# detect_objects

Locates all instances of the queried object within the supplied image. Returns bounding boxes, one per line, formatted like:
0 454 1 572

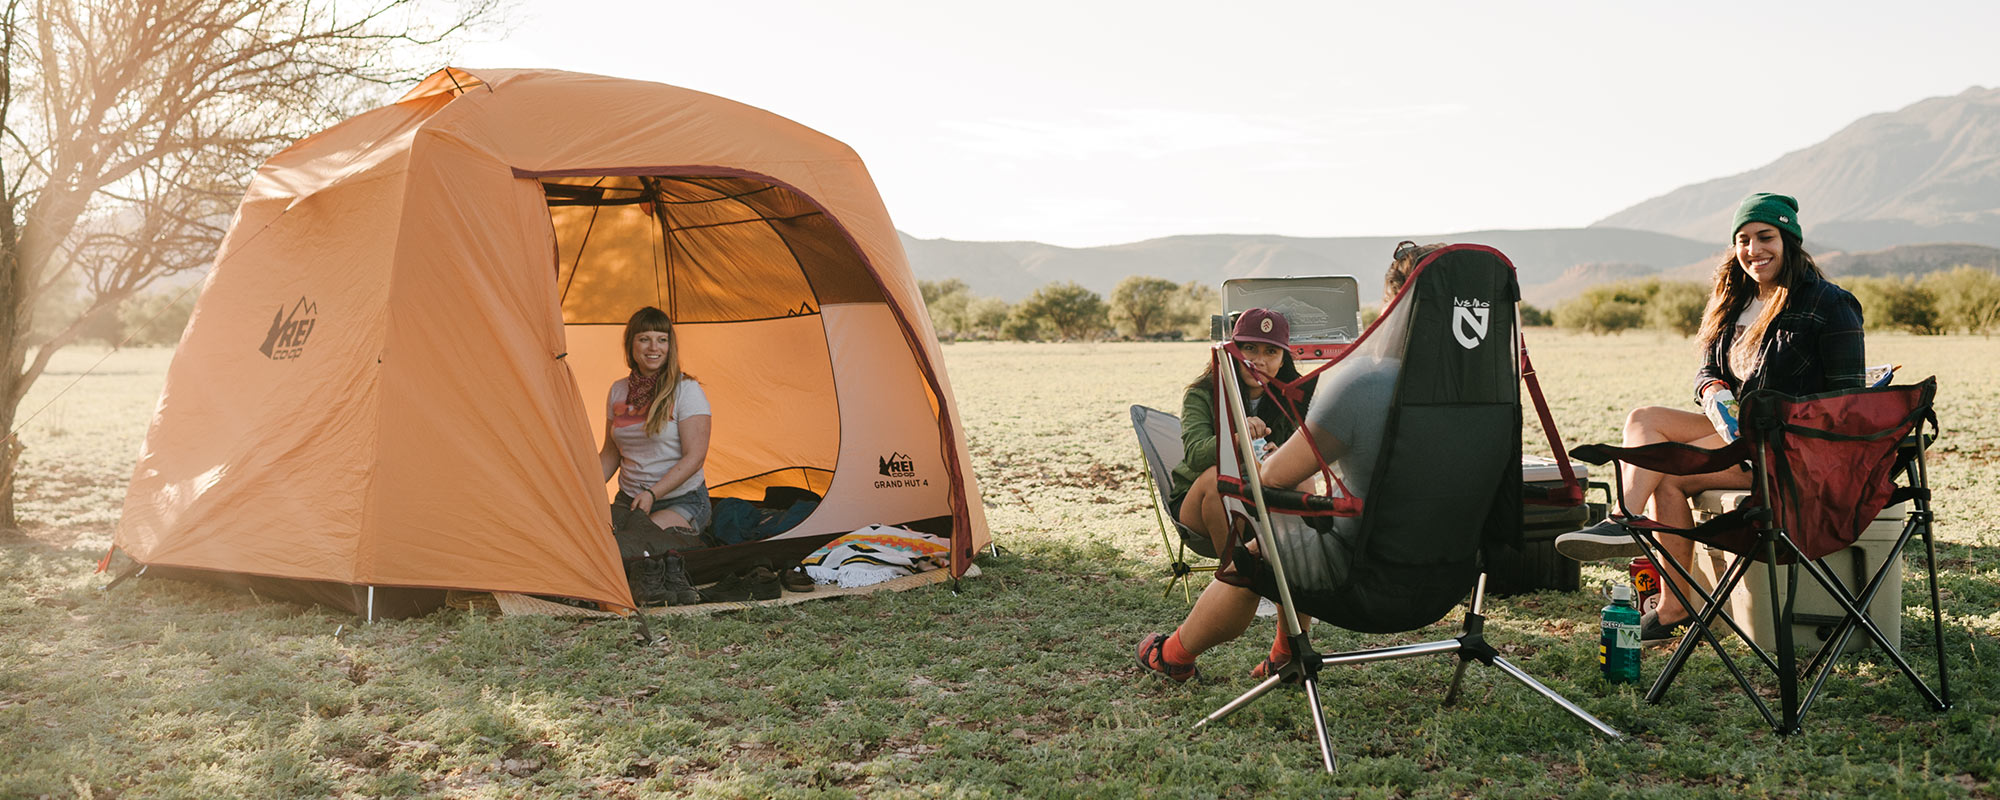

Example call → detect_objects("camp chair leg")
1645 548 1781 731
1488 656 1624 740
1636 529 1775 695
1793 551 1949 717
1770 542 1801 734
1919 510 1953 709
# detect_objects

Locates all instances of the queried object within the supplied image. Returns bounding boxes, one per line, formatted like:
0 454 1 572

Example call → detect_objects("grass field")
4 332 1998 798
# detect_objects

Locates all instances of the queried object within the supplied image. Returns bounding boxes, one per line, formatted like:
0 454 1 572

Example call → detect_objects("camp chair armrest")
1570 439 1750 476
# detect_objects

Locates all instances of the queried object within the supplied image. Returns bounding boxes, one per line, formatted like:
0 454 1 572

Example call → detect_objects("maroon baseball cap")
1231 308 1290 349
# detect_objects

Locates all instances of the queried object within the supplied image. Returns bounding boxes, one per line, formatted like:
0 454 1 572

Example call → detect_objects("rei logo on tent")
876 451 927 489
1452 297 1490 350
259 297 319 361
879 452 914 478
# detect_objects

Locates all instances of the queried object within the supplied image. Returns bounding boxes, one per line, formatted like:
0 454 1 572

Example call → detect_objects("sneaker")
699 572 752 603
1135 633 1199 683
1553 517 1647 562
625 556 668 607
745 566 782 601
780 565 815 593
1640 610 1688 643
661 553 700 606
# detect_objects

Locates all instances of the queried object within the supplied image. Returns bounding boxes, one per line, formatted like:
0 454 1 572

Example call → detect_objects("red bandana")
627 370 661 412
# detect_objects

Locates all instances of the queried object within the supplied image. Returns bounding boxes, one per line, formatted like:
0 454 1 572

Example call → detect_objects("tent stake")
632 611 657 644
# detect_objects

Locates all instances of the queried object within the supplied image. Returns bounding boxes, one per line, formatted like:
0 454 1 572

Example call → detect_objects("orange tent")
115 68 988 616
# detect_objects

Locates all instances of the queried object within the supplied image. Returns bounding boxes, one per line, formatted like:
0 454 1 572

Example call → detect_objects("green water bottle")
1599 584 1642 684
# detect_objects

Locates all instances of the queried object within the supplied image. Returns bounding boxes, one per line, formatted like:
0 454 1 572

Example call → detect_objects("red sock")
1268 619 1292 663
1162 631 1197 668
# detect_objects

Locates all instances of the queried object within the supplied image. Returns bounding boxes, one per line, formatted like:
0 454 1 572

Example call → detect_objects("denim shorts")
616 484 713 532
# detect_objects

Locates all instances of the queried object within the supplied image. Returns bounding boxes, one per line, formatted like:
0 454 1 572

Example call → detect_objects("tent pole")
366 586 376 624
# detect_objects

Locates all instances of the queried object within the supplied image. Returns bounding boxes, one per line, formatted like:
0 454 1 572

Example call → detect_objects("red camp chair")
1569 378 1950 734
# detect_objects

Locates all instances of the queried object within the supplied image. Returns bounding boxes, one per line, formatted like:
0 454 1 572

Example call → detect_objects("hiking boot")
780 565 815 593
1135 633 1199 683
1554 517 1647 562
746 566 782 601
699 572 752 603
625 556 668 607
661 553 700 606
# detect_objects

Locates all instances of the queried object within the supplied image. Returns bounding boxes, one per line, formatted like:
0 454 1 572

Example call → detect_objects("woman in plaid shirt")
1556 193 1864 640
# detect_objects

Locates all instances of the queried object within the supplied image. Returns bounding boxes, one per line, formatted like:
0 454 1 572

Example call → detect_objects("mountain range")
902 86 2000 306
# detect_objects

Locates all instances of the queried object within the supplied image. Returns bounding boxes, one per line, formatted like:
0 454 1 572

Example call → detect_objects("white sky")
453 0 2000 248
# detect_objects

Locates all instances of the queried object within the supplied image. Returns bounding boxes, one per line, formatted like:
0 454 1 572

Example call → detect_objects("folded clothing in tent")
802 526 948 588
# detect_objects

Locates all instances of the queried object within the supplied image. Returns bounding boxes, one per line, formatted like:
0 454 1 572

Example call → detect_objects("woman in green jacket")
1169 307 1307 557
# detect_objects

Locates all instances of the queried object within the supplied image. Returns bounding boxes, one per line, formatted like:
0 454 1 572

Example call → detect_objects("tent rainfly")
114 67 989 616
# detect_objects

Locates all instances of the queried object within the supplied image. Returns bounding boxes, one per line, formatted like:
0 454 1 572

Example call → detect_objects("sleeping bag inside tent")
113 67 989 616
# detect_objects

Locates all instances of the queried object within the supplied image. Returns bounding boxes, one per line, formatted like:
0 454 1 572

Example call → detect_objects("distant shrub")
1518 303 1552 327
1846 275 1942 334
1554 278 1707 336
1110 276 1196 340
1922 266 2000 335
1013 282 1108 340
1555 280 1654 334
1645 281 1708 336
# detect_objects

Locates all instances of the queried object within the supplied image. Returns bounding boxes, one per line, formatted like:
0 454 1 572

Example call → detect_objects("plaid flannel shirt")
1695 275 1866 403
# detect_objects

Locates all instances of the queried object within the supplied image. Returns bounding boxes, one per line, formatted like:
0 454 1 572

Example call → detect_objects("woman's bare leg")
1618 406 1721 514
1648 465 1752 622
1172 466 1304 659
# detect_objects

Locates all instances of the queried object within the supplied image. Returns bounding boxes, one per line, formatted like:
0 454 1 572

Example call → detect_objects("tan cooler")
1688 490 1907 654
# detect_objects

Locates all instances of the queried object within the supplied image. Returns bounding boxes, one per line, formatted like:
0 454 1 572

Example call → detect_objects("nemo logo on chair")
1452 297 1490 349
258 297 319 360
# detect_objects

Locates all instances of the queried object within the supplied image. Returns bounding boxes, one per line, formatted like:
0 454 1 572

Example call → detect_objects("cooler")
1687 490 1907 654
1484 456 1593 595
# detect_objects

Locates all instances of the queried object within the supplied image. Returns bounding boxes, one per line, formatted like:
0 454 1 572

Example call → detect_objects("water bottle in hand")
1250 437 1270 462
1702 388 1740 443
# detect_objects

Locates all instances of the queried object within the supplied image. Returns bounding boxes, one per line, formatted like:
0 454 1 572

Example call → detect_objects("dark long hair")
1694 229 1824 376
1185 345 1309 429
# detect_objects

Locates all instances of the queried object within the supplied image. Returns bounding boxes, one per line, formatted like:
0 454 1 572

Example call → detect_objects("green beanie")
1732 193 1802 241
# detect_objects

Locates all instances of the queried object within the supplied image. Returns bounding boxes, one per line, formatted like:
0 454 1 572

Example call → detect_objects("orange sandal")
1136 633 1199 683
1250 655 1301 684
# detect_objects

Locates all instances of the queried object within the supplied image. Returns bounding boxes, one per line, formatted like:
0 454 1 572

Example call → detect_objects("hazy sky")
454 1 2000 248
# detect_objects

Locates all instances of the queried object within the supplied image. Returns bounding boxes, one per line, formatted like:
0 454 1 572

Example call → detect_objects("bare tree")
0 0 496 534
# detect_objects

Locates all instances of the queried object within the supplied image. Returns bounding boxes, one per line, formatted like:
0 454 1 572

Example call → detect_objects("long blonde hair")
622 307 695 437
1693 229 1824 379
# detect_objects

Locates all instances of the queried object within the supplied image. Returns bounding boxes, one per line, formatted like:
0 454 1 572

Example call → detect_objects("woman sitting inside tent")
601 307 714 534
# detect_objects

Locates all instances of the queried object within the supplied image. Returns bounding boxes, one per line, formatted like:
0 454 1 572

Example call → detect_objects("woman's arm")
1179 384 1220 472
1258 422 1345 490
1818 288 1867 390
641 413 711 498
599 419 620 483
1693 332 1732 404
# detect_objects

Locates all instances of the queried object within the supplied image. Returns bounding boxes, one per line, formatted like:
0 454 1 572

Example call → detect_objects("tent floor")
489 564 979 617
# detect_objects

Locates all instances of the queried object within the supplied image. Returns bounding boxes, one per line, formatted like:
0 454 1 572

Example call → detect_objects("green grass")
4 333 1998 798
